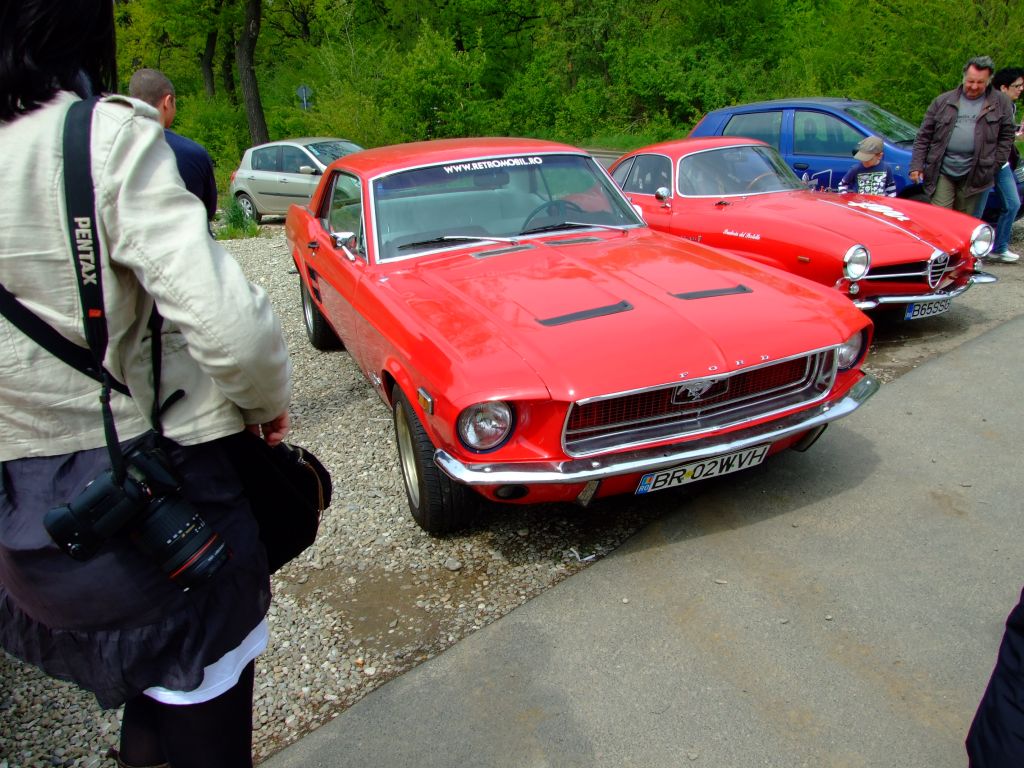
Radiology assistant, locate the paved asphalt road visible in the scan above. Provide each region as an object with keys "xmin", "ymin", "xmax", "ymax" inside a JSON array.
[{"xmin": 262, "ymin": 315, "xmax": 1024, "ymax": 768}]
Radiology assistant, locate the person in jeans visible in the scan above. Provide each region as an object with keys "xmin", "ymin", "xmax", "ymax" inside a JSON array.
[
  {"xmin": 910, "ymin": 56, "xmax": 1016, "ymax": 215},
  {"xmin": 0, "ymin": 1, "xmax": 291, "ymax": 766},
  {"xmin": 973, "ymin": 67, "xmax": 1024, "ymax": 263}
]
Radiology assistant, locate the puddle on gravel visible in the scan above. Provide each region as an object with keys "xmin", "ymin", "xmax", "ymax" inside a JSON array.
[{"xmin": 279, "ymin": 564, "xmax": 485, "ymax": 652}]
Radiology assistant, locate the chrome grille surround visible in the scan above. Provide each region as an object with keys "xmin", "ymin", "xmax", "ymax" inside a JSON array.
[
  {"xmin": 563, "ymin": 349, "xmax": 838, "ymax": 457},
  {"xmin": 863, "ymin": 249, "xmax": 962, "ymax": 286}
]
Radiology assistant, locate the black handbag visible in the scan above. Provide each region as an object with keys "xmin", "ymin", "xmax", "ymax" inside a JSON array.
[{"xmin": 226, "ymin": 431, "xmax": 332, "ymax": 573}]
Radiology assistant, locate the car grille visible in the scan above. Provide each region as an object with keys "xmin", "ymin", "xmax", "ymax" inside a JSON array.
[
  {"xmin": 865, "ymin": 249, "xmax": 963, "ymax": 288},
  {"xmin": 563, "ymin": 350, "xmax": 837, "ymax": 456}
]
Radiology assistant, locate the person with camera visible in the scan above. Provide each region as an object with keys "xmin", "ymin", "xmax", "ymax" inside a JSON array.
[{"xmin": 0, "ymin": 2, "xmax": 291, "ymax": 767}]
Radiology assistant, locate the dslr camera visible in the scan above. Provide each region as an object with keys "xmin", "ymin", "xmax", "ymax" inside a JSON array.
[{"xmin": 44, "ymin": 443, "xmax": 229, "ymax": 590}]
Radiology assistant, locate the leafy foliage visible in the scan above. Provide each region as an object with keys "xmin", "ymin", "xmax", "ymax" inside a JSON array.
[{"xmin": 114, "ymin": 0, "xmax": 1024, "ymax": 200}]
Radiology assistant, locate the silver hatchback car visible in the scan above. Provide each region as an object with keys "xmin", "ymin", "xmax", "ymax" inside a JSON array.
[{"xmin": 229, "ymin": 137, "xmax": 363, "ymax": 222}]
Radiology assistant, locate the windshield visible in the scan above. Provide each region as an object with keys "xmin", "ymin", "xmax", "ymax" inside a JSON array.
[
  {"xmin": 372, "ymin": 154, "xmax": 643, "ymax": 260},
  {"xmin": 678, "ymin": 144, "xmax": 806, "ymax": 197},
  {"xmin": 843, "ymin": 104, "xmax": 919, "ymax": 145},
  {"xmin": 305, "ymin": 140, "xmax": 364, "ymax": 163}
]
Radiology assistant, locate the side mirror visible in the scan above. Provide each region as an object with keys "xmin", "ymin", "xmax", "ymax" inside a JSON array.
[
  {"xmin": 299, "ymin": 165, "xmax": 319, "ymax": 175},
  {"xmin": 654, "ymin": 186, "xmax": 671, "ymax": 201},
  {"xmin": 330, "ymin": 231, "xmax": 358, "ymax": 260}
]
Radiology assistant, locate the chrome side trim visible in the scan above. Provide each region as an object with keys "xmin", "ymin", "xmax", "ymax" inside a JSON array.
[
  {"xmin": 433, "ymin": 375, "xmax": 880, "ymax": 486},
  {"xmin": 853, "ymin": 271, "xmax": 997, "ymax": 310}
]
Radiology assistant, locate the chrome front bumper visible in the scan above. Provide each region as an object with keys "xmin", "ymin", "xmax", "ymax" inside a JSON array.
[
  {"xmin": 853, "ymin": 271, "xmax": 997, "ymax": 310},
  {"xmin": 434, "ymin": 374, "xmax": 880, "ymax": 486}
]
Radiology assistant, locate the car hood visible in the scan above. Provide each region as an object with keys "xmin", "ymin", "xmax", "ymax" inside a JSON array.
[
  {"xmin": 717, "ymin": 191, "xmax": 975, "ymax": 263},
  {"xmin": 381, "ymin": 229, "xmax": 867, "ymax": 404}
]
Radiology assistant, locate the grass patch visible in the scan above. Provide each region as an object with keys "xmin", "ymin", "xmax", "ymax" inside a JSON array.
[{"xmin": 216, "ymin": 198, "xmax": 262, "ymax": 240}]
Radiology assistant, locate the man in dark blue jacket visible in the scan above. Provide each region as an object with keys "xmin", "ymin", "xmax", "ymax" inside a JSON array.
[{"xmin": 128, "ymin": 68, "xmax": 218, "ymax": 222}]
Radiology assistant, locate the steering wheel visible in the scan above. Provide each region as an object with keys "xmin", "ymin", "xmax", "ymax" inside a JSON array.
[
  {"xmin": 745, "ymin": 172, "xmax": 776, "ymax": 192},
  {"xmin": 521, "ymin": 199, "xmax": 585, "ymax": 231}
]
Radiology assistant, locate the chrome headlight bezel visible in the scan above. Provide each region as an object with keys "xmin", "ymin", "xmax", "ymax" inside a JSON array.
[
  {"xmin": 836, "ymin": 329, "xmax": 868, "ymax": 370},
  {"xmin": 843, "ymin": 245, "xmax": 871, "ymax": 281},
  {"xmin": 970, "ymin": 223, "xmax": 995, "ymax": 258},
  {"xmin": 457, "ymin": 401, "xmax": 514, "ymax": 452}
]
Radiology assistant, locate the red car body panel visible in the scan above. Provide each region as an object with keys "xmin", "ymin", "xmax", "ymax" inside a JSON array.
[
  {"xmin": 286, "ymin": 137, "xmax": 878, "ymax": 513},
  {"xmin": 611, "ymin": 137, "xmax": 996, "ymax": 315}
]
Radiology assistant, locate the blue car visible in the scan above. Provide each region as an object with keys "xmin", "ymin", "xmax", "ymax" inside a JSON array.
[{"xmin": 688, "ymin": 97, "xmax": 1020, "ymax": 221}]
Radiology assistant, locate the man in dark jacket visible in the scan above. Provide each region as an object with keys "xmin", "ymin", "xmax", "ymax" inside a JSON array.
[
  {"xmin": 128, "ymin": 68, "xmax": 218, "ymax": 223},
  {"xmin": 910, "ymin": 56, "xmax": 1016, "ymax": 215}
]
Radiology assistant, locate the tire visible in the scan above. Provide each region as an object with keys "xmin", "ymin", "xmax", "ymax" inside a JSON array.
[
  {"xmin": 300, "ymin": 277, "xmax": 342, "ymax": 350},
  {"xmin": 236, "ymin": 193, "xmax": 262, "ymax": 223},
  {"xmin": 392, "ymin": 389, "xmax": 478, "ymax": 535}
]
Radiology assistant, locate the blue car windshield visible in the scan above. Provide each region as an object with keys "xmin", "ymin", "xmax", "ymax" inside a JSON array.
[{"xmin": 843, "ymin": 104, "xmax": 919, "ymax": 145}]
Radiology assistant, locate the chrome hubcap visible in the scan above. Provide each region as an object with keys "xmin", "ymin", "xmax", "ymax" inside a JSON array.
[
  {"xmin": 395, "ymin": 406, "xmax": 420, "ymax": 508},
  {"xmin": 302, "ymin": 285, "xmax": 314, "ymax": 332}
]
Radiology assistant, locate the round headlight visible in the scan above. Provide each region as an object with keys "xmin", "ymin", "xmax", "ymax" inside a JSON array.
[
  {"xmin": 970, "ymin": 223, "xmax": 995, "ymax": 258},
  {"xmin": 836, "ymin": 330, "xmax": 866, "ymax": 370},
  {"xmin": 458, "ymin": 401, "xmax": 513, "ymax": 451},
  {"xmin": 843, "ymin": 245, "xmax": 871, "ymax": 281}
]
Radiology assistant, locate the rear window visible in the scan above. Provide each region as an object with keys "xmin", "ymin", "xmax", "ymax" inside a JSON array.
[{"xmin": 722, "ymin": 112, "xmax": 783, "ymax": 149}]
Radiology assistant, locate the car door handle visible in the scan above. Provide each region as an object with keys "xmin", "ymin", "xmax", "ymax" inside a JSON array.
[
  {"xmin": 793, "ymin": 163, "xmax": 809, "ymax": 170},
  {"xmin": 307, "ymin": 241, "xmax": 319, "ymax": 250}
]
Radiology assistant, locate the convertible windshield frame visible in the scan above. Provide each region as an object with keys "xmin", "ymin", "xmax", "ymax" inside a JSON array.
[
  {"xmin": 369, "ymin": 152, "xmax": 644, "ymax": 263},
  {"xmin": 677, "ymin": 144, "xmax": 808, "ymax": 198}
]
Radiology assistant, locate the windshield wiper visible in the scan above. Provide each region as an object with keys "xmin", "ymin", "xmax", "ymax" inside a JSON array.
[
  {"xmin": 397, "ymin": 234, "xmax": 520, "ymax": 251},
  {"xmin": 518, "ymin": 220, "xmax": 630, "ymax": 236}
]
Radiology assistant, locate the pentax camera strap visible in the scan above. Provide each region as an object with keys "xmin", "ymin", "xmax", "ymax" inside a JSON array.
[{"xmin": 0, "ymin": 97, "xmax": 170, "ymax": 481}]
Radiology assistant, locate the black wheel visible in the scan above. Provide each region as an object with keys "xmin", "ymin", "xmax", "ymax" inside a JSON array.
[
  {"xmin": 521, "ymin": 199, "xmax": 585, "ymax": 231},
  {"xmin": 300, "ymin": 277, "xmax": 342, "ymax": 350},
  {"xmin": 392, "ymin": 389, "xmax": 478, "ymax": 535},
  {"xmin": 236, "ymin": 193, "xmax": 262, "ymax": 223}
]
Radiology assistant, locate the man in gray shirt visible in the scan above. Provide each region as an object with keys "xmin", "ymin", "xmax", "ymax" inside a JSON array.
[{"xmin": 910, "ymin": 56, "xmax": 1016, "ymax": 215}]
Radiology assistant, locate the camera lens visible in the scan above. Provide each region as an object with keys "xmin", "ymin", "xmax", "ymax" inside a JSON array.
[{"xmin": 132, "ymin": 496, "xmax": 230, "ymax": 589}]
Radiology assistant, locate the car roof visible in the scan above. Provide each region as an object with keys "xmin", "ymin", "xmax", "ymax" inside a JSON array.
[
  {"xmin": 620, "ymin": 136, "xmax": 767, "ymax": 159},
  {"xmin": 248, "ymin": 137, "xmax": 356, "ymax": 150},
  {"xmin": 703, "ymin": 97, "xmax": 871, "ymax": 115},
  {"xmin": 333, "ymin": 137, "xmax": 587, "ymax": 175}
]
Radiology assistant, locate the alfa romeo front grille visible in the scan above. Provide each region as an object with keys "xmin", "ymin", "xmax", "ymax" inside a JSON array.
[
  {"xmin": 865, "ymin": 249, "xmax": 963, "ymax": 287},
  {"xmin": 563, "ymin": 350, "xmax": 837, "ymax": 456}
]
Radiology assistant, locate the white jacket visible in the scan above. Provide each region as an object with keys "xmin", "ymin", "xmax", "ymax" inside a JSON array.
[{"xmin": 0, "ymin": 92, "xmax": 291, "ymax": 460}]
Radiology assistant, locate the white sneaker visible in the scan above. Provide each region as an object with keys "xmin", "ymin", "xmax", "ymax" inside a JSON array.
[{"xmin": 988, "ymin": 250, "xmax": 1021, "ymax": 263}]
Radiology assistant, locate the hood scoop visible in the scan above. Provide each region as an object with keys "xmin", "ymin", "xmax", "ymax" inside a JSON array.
[
  {"xmin": 672, "ymin": 284, "xmax": 753, "ymax": 301},
  {"xmin": 536, "ymin": 299, "xmax": 634, "ymax": 327},
  {"xmin": 472, "ymin": 244, "xmax": 535, "ymax": 259},
  {"xmin": 551, "ymin": 236, "xmax": 604, "ymax": 245}
]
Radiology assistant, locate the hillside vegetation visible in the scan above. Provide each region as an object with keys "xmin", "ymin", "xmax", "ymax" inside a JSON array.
[{"xmin": 115, "ymin": 0, "xmax": 1024, "ymax": 194}]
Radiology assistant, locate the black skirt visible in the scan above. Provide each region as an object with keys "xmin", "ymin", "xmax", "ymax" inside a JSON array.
[{"xmin": 0, "ymin": 432, "xmax": 271, "ymax": 709}]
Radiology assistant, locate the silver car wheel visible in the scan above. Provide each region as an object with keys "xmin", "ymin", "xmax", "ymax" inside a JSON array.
[{"xmin": 394, "ymin": 402, "xmax": 421, "ymax": 509}]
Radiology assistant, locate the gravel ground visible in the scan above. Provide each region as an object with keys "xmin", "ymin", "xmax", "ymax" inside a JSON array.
[{"xmin": 2, "ymin": 222, "xmax": 1023, "ymax": 767}]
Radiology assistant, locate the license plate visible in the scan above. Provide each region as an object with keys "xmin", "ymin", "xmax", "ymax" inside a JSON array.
[
  {"xmin": 904, "ymin": 297, "xmax": 951, "ymax": 320},
  {"xmin": 636, "ymin": 444, "xmax": 770, "ymax": 495}
]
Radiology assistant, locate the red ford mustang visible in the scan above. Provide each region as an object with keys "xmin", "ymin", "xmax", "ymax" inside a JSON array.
[
  {"xmin": 285, "ymin": 137, "xmax": 879, "ymax": 534},
  {"xmin": 611, "ymin": 137, "xmax": 996, "ymax": 321}
]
